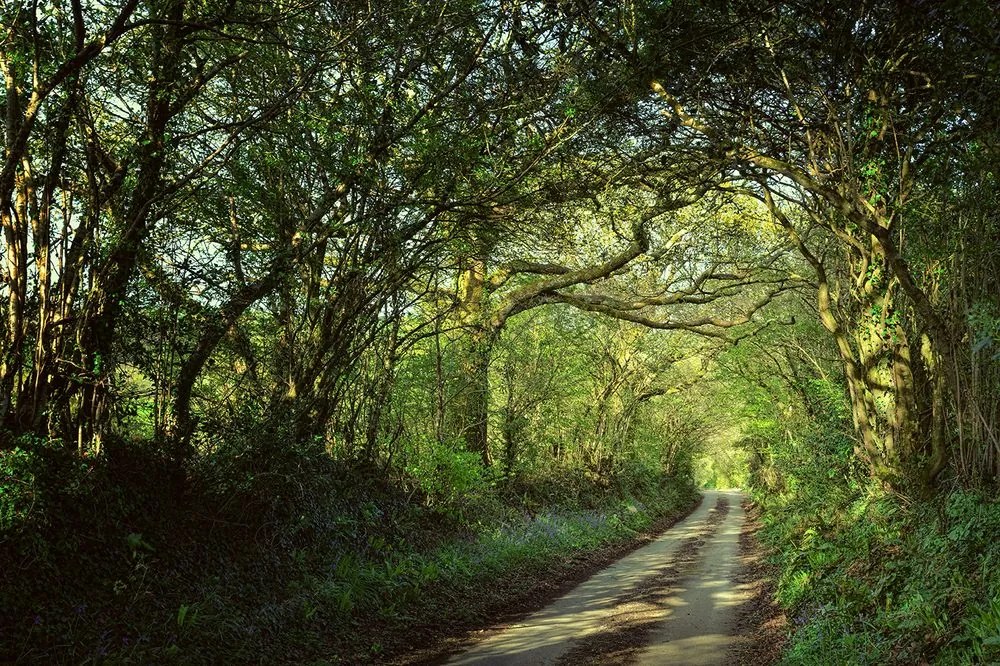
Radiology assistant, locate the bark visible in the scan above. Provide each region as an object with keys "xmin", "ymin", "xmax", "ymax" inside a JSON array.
[
  {"xmin": 454, "ymin": 250, "xmax": 493, "ymax": 466},
  {"xmin": 170, "ymin": 267, "xmax": 285, "ymax": 456}
]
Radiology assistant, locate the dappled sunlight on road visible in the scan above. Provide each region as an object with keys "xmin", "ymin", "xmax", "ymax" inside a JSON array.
[
  {"xmin": 637, "ymin": 499, "xmax": 746, "ymax": 664},
  {"xmin": 449, "ymin": 491, "xmax": 749, "ymax": 665}
]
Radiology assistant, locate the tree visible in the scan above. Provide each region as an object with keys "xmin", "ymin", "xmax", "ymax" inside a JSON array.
[
  {"xmin": 436, "ymin": 181, "xmax": 800, "ymax": 465},
  {"xmin": 573, "ymin": 0, "xmax": 1000, "ymax": 489},
  {"xmin": 0, "ymin": 0, "xmax": 323, "ymax": 449}
]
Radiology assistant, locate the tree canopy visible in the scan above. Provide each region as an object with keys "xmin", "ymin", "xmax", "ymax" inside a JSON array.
[{"xmin": 1, "ymin": 1, "xmax": 998, "ymax": 661}]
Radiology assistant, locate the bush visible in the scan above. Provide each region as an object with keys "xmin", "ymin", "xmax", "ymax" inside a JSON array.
[
  {"xmin": 1, "ymin": 423, "xmax": 698, "ymax": 663},
  {"xmin": 747, "ymin": 405, "xmax": 1000, "ymax": 664},
  {"xmin": 398, "ymin": 435, "xmax": 494, "ymax": 524}
]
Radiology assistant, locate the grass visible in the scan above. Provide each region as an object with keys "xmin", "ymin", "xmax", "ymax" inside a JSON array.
[
  {"xmin": 752, "ymin": 452, "xmax": 1000, "ymax": 664},
  {"xmin": 0, "ymin": 436, "xmax": 697, "ymax": 664}
]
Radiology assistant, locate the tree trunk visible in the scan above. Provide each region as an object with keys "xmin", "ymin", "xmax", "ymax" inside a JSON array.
[
  {"xmin": 169, "ymin": 268, "xmax": 283, "ymax": 458},
  {"xmin": 457, "ymin": 322, "xmax": 493, "ymax": 467},
  {"xmin": 454, "ymin": 250, "xmax": 493, "ymax": 466}
]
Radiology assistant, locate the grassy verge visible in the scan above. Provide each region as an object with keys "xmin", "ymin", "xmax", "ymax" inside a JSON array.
[
  {"xmin": 742, "ymin": 377, "xmax": 1000, "ymax": 664},
  {"xmin": 0, "ymin": 438, "xmax": 697, "ymax": 664},
  {"xmin": 757, "ymin": 485, "xmax": 1000, "ymax": 665}
]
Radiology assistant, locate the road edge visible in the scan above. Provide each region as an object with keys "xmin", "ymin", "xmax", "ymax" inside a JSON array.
[
  {"xmin": 389, "ymin": 492, "xmax": 706, "ymax": 665},
  {"xmin": 725, "ymin": 498, "xmax": 789, "ymax": 665}
]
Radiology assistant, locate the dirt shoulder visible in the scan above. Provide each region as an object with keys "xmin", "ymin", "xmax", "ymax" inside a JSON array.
[{"xmin": 726, "ymin": 499, "xmax": 788, "ymax": 665}]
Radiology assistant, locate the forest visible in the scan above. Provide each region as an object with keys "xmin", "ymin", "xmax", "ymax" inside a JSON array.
[{"xmin": 1, "ymin": 0, "xmax": 998, "ymax": 663}]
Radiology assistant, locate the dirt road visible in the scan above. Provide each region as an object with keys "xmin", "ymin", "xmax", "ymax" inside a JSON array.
[{"xmin": 448, "ymin": 490, "xmax": 752, "ymax": 665}]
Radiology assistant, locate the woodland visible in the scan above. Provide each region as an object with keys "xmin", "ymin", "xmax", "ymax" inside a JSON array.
[{"xmin": 1, "ymin": 0, "xmax": 998, "ymax": 663}]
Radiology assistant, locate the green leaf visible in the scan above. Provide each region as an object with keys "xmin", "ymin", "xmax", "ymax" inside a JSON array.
[{"xmin": 973, "ymin": 337, "xmax": 992, "ymax": 354}]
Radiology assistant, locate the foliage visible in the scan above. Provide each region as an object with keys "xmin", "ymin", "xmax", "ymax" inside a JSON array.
[
  {"xmin": 0, "ymin": 430, "xmax": 696, "ymax": 663},
  {"xmin": 738, "ymin": 344, "xmax": 1000, "ymax": 664},
  {"xmin": 757, "ymin": 479, "xmax": 1000, "ymax": 664}
]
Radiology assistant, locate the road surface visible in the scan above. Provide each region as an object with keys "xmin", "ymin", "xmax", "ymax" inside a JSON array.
[{"xmin": 448, "ymin": 490, "xmax": 751, "ymax": 665}]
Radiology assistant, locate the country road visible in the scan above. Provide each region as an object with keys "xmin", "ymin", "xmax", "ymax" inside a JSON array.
[{"xmin": 448, "ymin": 490, "xmax": 751, "ymax": 665}]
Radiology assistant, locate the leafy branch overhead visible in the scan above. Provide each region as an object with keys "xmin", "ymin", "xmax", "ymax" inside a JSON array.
[{"xmin": 1, "ymin": 1, "xmax": 999, "ymax": 663}]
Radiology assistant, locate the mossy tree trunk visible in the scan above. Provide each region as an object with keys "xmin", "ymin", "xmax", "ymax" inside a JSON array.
[{"xmin": 453, "ymin": 249, "xmax": 494, "ymax": 467}]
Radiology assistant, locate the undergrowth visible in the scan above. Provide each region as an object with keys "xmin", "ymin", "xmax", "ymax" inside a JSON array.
[
  {"xmin": 0, "ymin": 429, "xmax": 696, "ymax": 663},
  {"xmin": 746, "ymin": 382, "xmax": 1000, "ymax": 665}
]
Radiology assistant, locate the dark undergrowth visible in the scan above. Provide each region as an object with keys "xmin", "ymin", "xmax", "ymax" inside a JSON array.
[
  {"xmin": 746, "ymin": 384, "xmax": 1000, "ymax": 665},
  {"xmin": 757, "ymin": 481, "xmax": 1000, "ymax": 665},
  {"xmin": 0, "ymin": 430, "xmax": 696, "ymax": 664}
]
